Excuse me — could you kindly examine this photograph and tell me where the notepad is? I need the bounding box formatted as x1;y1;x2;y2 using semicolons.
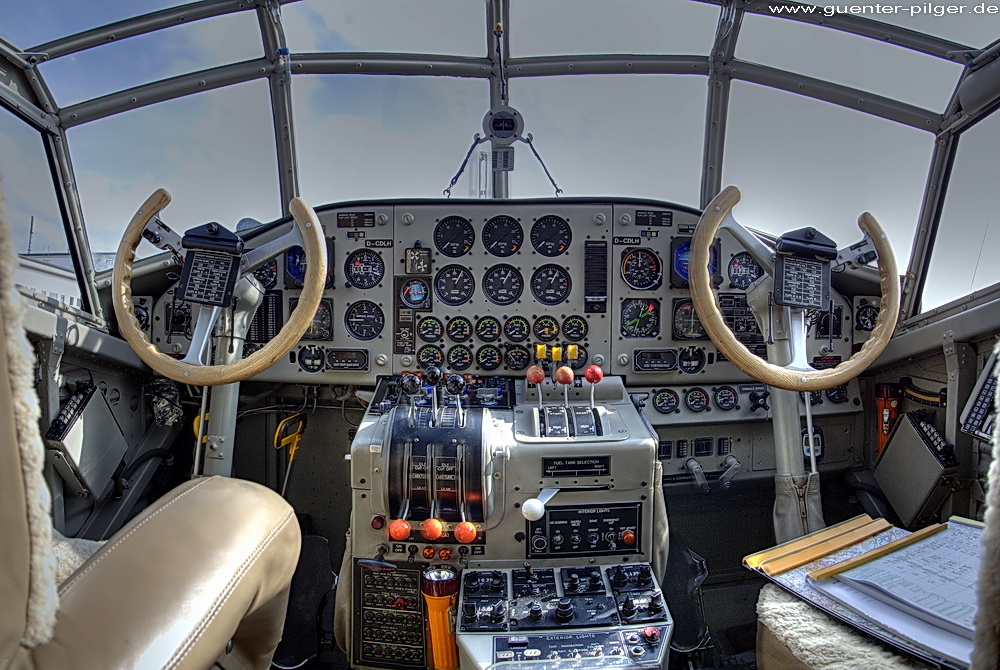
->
744;515;984;669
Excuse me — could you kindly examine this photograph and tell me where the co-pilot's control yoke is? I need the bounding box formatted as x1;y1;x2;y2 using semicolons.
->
341;365;671;669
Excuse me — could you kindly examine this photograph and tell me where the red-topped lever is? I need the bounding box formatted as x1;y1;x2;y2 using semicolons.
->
526;365;545;411
554;365;574;408
585;364;604;409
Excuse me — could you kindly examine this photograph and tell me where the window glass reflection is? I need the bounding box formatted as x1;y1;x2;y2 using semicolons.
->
921;111;1000;312
68;80;281;258
723;81;933;270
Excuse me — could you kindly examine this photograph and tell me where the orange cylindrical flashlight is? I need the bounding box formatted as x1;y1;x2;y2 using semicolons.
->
421;566;459;670
875;383;901;456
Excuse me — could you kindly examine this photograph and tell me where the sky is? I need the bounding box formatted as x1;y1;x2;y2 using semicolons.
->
0;0;998;311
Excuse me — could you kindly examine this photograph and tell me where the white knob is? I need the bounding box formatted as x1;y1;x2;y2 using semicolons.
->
521;498;546;521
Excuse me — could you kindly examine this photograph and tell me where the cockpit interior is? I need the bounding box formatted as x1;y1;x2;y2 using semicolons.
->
1;2;999;670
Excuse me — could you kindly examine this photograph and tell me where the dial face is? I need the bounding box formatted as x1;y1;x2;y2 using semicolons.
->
286;246;308;285
134;304;150;331
482;264;524;305
447;316;473;342
562;315;588;342
344;300;384;340
530;265;572;305
301;300;333;340
620;299;660;338
714;386;739;410
475;316;501;342
727;252;763;290
653;389;680;414
826;384;849;404
505;346;531;370
678;346;707;374
447;345;473;371
621;248;663;290
434;265;475;306
672;299;708;340
533;315;560;342
400;278;431;308
417;345;444;368
434;216;475;257
345;249;385;289
476;345;503;371
684;387;710;412
298;345;326;373
504;316;531;342
482;215;523;257
855;303;878;332
530;215;572;257
567;345;588;370
417;316;443;342
673;240;718;282
252;258;278;289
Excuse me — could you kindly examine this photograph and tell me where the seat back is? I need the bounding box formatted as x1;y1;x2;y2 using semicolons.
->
0;195;58;658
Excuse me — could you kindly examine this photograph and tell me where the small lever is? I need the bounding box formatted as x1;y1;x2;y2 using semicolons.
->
718;454;742;489
424;365;442;427
400;373;422;427
685;458;710;494
554;365;574;408
521;487;559;521
445;374;466;427
526;365;545;412
585;365;603;409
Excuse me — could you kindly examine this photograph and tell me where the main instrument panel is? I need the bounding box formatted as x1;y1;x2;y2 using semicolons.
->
146;198;875;392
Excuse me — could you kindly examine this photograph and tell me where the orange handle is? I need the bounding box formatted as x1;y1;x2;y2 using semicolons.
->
423;593;458;670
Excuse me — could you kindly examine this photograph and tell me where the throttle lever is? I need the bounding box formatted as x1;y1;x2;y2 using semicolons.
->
685;458;710;494
718;455;742;489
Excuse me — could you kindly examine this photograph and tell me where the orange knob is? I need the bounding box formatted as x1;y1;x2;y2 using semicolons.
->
526;365;545;385
421;518;444;541
422;546;437;559
621;530;636;546
438;547;453;560
454;521;477;544
554;365;574;385
389;519;412;541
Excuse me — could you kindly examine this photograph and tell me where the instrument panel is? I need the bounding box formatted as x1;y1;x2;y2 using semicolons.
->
146;198;872;389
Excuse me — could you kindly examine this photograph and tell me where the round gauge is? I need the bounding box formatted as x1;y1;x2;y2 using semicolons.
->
417;345;444;368
533;315;560;342
447;345;473;371
482;215;523;257
434;265;475;306
447;316;473;342
826;384;849;404
713;386;739;411
621;248;663;291
530;265;572;305
505;346;531;370
417;316;443;342
672;299;707;340
400;277;431;308
476;345;503;371
134;304;150;332
344;249;385;289
855;303;878;332
475;316;501;342
252;258;278;289
562;315;588;342
242;342;263;358
504;315;531;342
673;240;718;283
567;345;588;370
809;391;823;406
678;347;707;374
727;252;763;290
482;264;524;305
302;300;333;340
530;215;572;257
434;216;475;258
286;246;308;285
684;388;710;412
298;345;325;373
344;300;384;340
653;389;680;414
621;299;660;338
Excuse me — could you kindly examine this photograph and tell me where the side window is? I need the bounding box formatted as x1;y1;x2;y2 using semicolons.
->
921;111;1000;313
0;108;83;308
